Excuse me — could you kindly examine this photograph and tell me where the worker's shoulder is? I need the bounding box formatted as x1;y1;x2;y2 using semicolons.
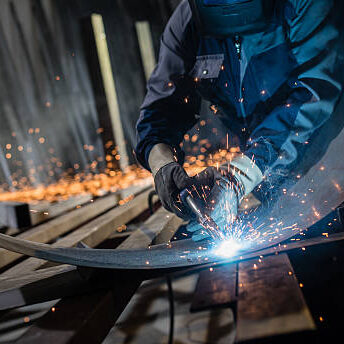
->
286;0;334;18
167;0;194;35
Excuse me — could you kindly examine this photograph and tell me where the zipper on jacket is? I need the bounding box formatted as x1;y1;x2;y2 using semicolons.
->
233;35;247;120
234;35;242;61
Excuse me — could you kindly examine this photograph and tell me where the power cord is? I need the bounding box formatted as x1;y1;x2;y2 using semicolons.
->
148;191;175;344
148;190;158;215
166;275;175;344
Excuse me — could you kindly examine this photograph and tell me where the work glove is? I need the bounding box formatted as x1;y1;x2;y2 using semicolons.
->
187;155;263;241
149;144;195;220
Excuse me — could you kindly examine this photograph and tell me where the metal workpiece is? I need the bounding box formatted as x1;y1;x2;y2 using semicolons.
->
2;97;344;270
0;233;215;270
0;232;273;270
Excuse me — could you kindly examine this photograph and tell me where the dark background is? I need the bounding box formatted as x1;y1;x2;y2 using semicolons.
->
0;0;226;191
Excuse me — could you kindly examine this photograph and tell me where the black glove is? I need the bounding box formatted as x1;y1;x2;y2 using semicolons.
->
154;162;196;220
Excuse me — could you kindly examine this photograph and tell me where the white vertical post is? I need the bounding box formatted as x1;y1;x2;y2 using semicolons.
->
91;14;129;170
135;21;156;81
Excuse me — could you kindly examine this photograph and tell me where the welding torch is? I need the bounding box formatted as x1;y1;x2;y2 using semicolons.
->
180;189;223;241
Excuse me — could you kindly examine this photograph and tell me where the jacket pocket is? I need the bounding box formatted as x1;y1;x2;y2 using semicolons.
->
189;54;224;80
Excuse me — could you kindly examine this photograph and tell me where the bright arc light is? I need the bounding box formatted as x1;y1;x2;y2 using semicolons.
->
213;239;242;258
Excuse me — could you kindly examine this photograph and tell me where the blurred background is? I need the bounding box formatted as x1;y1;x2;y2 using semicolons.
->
0;0;230;202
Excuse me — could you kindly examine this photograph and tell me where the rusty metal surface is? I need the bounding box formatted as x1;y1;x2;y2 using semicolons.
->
190;264;238;312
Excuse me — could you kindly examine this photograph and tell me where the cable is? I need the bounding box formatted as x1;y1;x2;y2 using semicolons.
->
166;275;175;344
147;190;174;343
148;190;158;215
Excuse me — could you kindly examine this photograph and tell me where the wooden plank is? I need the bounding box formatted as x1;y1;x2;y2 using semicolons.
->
0;188;158;308
0;265;75;287
236;254;316;342
2;188;154;277
0;193;119;270
119;209;183;249
17;208;182;344
0;202;31;229
0;265;102;311
3;189;151;276
190;263;237;313
29;194;93;226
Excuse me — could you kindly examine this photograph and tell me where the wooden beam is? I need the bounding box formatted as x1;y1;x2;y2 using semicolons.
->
236;253;315;342
0;189;160;309
2;188;154;277
0;184;151;271
190;263;238;313
0;265;104;311
16;208;182;344
29;194;93;226
0;193;119;270
0;202;31;229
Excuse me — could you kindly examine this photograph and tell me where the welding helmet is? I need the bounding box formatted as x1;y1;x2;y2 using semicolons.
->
188;0;275;37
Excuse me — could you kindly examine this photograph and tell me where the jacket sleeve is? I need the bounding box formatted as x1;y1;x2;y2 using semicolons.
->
135;0;201;170
245;0;343;180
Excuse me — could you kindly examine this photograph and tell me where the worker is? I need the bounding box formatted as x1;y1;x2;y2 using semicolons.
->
135;0;344;241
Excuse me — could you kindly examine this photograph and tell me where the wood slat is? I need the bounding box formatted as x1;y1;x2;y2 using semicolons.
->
0;184;152;271
0;194;119;270
2;188;153;277
190;263;238;313
0;265;100;311
236;253;315;342
16;208;182;344
29;194;93;226
0;193;168;310
0;202;31;229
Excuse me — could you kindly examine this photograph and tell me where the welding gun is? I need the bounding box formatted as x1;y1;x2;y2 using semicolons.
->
180;189;223;241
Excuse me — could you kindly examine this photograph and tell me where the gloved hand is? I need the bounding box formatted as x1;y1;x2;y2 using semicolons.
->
187;155;263;241
149;144;195;220
154;162;196;219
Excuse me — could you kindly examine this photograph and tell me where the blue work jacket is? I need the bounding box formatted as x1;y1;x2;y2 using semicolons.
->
135;0;343;190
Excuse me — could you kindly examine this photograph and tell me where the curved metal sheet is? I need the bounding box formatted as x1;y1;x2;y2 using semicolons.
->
1;98;344;270
0;233;228;269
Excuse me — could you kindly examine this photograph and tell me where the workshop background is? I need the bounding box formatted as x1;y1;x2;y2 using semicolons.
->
0;0;224;193
0;1;344;344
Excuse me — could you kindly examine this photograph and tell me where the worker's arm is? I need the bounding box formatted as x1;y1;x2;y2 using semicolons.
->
188;0;344;241
245;0;343;186
135;0;200;171
135;1;201;219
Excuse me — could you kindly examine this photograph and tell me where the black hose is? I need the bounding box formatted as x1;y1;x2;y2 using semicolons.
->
148;190;158;215
166;275;175;344
148;191;174;343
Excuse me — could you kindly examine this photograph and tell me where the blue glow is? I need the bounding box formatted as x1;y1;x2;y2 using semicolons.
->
213;239;242;258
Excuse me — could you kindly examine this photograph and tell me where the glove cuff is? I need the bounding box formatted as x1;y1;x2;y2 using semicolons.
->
220;154;263;199
148;144;176;177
